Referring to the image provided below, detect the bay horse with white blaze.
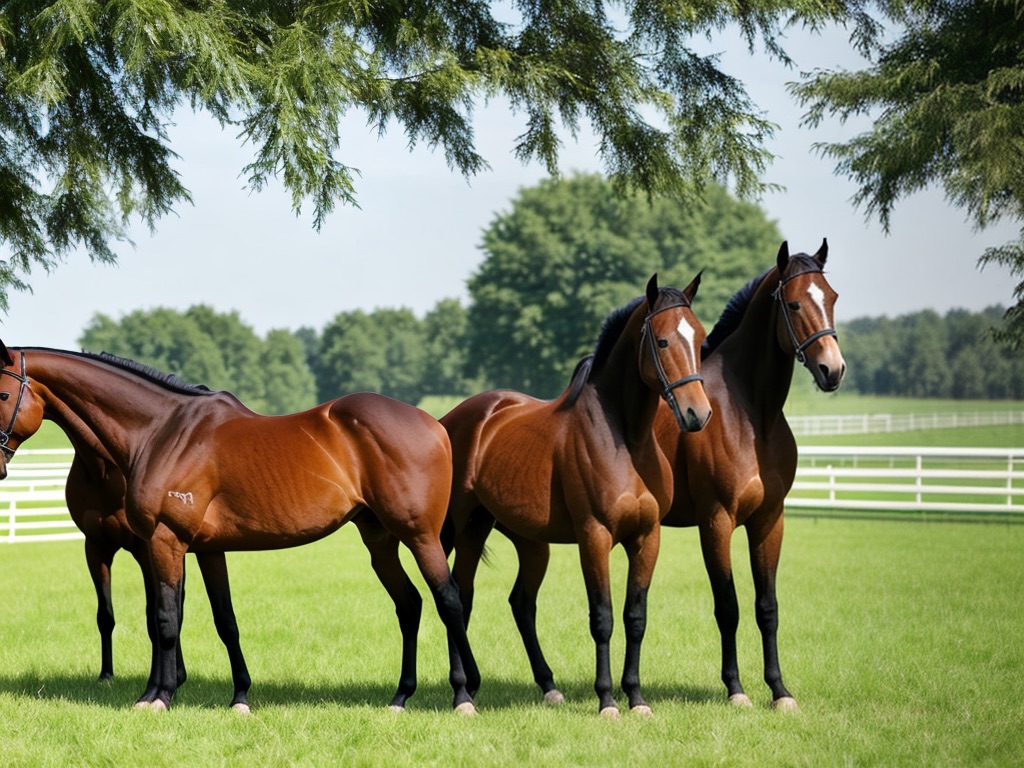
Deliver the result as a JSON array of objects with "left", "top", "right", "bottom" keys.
[
  {"left": 0, "top": 343, "right": 479, "bottom": 713},
  {"left": 655, "top": 239, "right": 845, "bottom": 710},
  {"left": 442, "top": 274, "right": 712, "bottom": 716}
]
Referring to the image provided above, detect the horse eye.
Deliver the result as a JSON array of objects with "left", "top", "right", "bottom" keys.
[
  {"left": 657, "top": 338, "right": 670, "bottom": 348},
  {"left": 0, "top": 392, "right": 9, "bottom": 401},
  {"left": 788, "top": 301, "right": 801, "bottom": 311}
]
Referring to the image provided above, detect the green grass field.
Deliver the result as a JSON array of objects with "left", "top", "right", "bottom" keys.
[
  {"left": 1, "top": 519, "right": 1022, "bottom": 766},
  {"left": 2, "top": 394, "right": 1023, "bottom": 764}
]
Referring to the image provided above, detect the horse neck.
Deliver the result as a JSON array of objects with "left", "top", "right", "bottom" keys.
[
  {"left": 28, "top": 351, "right": 183, "bottom": 467},
  {"left": 588, "top": 312, "right": 660, "bottom": 447},
  {"left": 718, "top": 275, "right": 795, "bottom": 418}
]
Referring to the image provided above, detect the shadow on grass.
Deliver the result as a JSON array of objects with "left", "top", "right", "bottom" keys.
[{"left": 0, "top": 670, "right": 723, "bottom": 713}]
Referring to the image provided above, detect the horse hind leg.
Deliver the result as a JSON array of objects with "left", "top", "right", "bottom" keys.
[
  {"left": 195, "top": 552, "right": 252, "bottom": 712},
  {"left": 404, "top": 533, "right": 480, "bottom": 714},
  {"left": 353, "top": 512, "right": 423, "bottom": 710},
  {"left": 502, "top": 529, "right": 563, "bottom": 704}
]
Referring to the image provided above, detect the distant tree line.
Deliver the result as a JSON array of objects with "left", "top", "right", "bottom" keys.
[
  {"left": 838, "top": 306, "right": 1024, "bottom": 399},
  {"left": 77, "top": 175, "right": 1023, "bottom": 411}
]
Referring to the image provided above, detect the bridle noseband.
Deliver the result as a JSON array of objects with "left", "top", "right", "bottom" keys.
[
  {"left": 0, "top": 352, "right": 29, "bottom": 461},
  {"left": 773, "top": 268, "right": 838, "bottom": 366},
  {"left": 642, "top": 302, "right": 703, "bottom": 430}
]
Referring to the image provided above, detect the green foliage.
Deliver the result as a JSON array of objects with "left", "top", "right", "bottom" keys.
[
  {"left": 838, "top": 304, "right": 1024, "bottom": 398},
  {"left": 0, "top": 0, "right": 847, "bottom": 307},
  {"left": 78, "top": 305, "right": 317, "bottom": 414},
  {"left": 466, "top": 172, "right": 781, "bottom": 396},
  {"left": 790, "top": 0, "right": 1024, "bottom": 346}
]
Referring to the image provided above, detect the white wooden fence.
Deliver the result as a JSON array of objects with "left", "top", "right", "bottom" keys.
[
  {"left": 2, "top": 445, "right": 1023, "bottom": 542},
  {"left": 0, "top": 449, "right": 79, "bottom": 543},
  {"left": 788, "top": 410, "right": 1024, "bottom": 436},
  {"left": 790, "top": 446, "right": 1024, "bottom": 515}
]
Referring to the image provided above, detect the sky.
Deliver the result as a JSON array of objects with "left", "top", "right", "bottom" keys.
[{"left": 2, "top": 25, "right": 1020, "bottom": 353}]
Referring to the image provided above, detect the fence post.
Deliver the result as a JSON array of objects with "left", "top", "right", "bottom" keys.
[
  {"left": 916, "top": 454, "right": 923, "bottom": 505},
  {"left": 7, "top": 499, "right": 15, "bottom": 542}
]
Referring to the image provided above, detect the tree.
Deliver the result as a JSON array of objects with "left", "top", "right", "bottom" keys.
[
  {"left": 316, "top": 307, "right": 426, "bottom": 404},
  {"left": 790, "top": 0, "right": 1024, "bottom": 347},
  {"left": 466, "top": 172, "right": 782, "bottom": 396},
  {"left": 79, "top": 307, "right": 231, "bottom": 390},
  {"left": 185, "top": 305, "right": 268, "bottom": 411},
  {"left": 260, "top": 328, "right": 318, "bottom": 414},
  {"left": 0, "top": 0, "right": 844, "bottom": 308},
  {"left": 421, "top": 298, "right": 476, "bottom": 397}
]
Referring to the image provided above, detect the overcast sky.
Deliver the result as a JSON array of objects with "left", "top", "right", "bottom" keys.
[{"left": 2, "top": 25, "right": 1019, "bottom": 352}]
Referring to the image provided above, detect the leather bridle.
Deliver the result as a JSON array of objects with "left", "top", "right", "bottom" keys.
[
  {"left": 0, "top": 351, "right": 29, "bottom": 461},
  {"left": 642, "top": 302, "right": 703, "bottom": 430}
]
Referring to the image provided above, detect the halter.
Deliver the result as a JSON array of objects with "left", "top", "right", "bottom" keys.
[
  {"left": 773, "top": 267, "right": 838, "bottom": 366},
  {"left": 0, "top": 351, "right": 29, "bottom": 461},
  {"left": 642, "top": 302, "right": 704, "bottom": 430}
]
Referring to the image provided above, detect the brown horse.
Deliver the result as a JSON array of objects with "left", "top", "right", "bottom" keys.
[
  {"left": 65, "top": 443, "right": 251, "bottom": 710},
  {"left": 655, "top": 239, "right": 845, "bottom": 710},
  {"left": 442, "top": 275, "right": 712, "bottom": 716},
  {"left": 0, "top": 343, "right": 479, "bottom": 712}
]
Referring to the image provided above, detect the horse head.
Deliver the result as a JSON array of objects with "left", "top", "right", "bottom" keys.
[
  {"left": 773, "top": 240, "right": 846, "bottom": 392},
  {"left": 0, "top": 341, "right": 45, "bottom": 479},
  {"left": 641, "top": 273, "right": 713, "bottom": 432}
]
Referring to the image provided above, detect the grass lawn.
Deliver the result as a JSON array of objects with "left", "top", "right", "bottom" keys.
[{"left": 1, "top": 517, "right": 1022, "bottom": 766}]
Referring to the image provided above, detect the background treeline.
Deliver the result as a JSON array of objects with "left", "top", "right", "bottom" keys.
[{"left": 78, "top": 175, "right": 1021, "bottom": 413}]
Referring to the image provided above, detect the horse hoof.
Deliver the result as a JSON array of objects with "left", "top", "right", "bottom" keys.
[
  {"left": 543, "top": 690, "right": 565, "bottom": 706},
  {"left": 729, "top": 693, "right": 754, "bottom": 708},
  {"left": 388, "top": 704, "right": 406, "bottom": 714},
  {"left": 772, "top": 696, "right": 800, "bottom": 712},
  {"left": 599, "top": 706, "right": 621, "bottom": 719},
  {"left": 133, "top": 699, "right": 167, "bottom": 712},
  {"left": 454, "top": 701, "right": 477, "bottom": 716},
  {"left": 631, "top": 704, "right": 654, "bottom": 717},
  {"left": 231, "top": 703, "right": 251, "bottom": 715}
]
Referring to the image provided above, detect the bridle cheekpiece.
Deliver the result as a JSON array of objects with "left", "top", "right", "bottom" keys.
[
  {"left": 642, "top": 299, "right": 703, "bottom": 431},
  {"left": 0, "top": 351, "right": 29, "bottom": 461}
]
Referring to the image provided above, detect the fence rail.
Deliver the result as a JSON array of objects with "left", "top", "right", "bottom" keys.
[
  {"left": 3, "top": 445, "right": 1024, "bottom": 542},
  {"left": 1, "top": 449, "right": 79, "bottom": 542},
  {"left": 790, "top": 446, "right": 1024, "bottom": 515},
  {"left": 788, "top": 410, "right": 1024, "bottom": 436}
]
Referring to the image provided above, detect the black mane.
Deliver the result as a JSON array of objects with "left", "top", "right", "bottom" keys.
[
  {"left": 20, "top": 347, "right": 213, "bottom": 396},
  {"left": 701, "top": 254, "right": 823, "bottom": 358},
  {"left": 701, "top": 269, "right": 772, "bottom": 358},
  {"left": 561, "top": 286, "right": 688, "bottom": 407}
]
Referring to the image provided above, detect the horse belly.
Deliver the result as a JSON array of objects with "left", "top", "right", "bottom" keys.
[{"left": 192, "top": 485, "right": 357, "bottom": 551}]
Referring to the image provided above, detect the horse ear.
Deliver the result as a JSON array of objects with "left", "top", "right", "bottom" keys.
[
  {"left": 814, "top": 237, "right": 828, "bottom": 265},
  {"left": 683, "top": 271, "right": 702, "bottom": 304},
  {"left": 776, "top": 241, "right": 790, "bottom": 274},
  {"left": 0, "top": 340, "right": 11, "bottom": 367},
  {"left": 646, "top": 273, "right": 659, "bottom": 308}
]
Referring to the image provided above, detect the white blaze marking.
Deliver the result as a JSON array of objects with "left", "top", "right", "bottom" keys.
[
  {"left": 676, "top": 316, "right": 697, "bottom": 362},
  {"left": 807, "top": 283, "right": 830, "bottom": 325}
]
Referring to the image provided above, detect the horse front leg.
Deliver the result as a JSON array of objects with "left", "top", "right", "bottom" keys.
[
  {"left": 83, "top": 537, "right": 116, "bottom": 680},
  {"left": 620, "top": 524, "right": 661, "bottom": 715},
  {"left": 577, "top": 529, "right": 617, "bottom": 717},
  {"left": 501, "top": 529, "right": 563, "bottom": 704},
  {"left": 747, "top": 509, "right": 798, "bottom": 711},
  {"left": 195, "top": 552, "right": 252, "bottom": 712},
  {"left": 699, "top": 518, "right": 748, "bottom": 706},
  {"left": 353, "top": 512, "right": 423, "bottom": 710},
  {"left": 135, "top": 527, "right": 189, "bottom": 711}
]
